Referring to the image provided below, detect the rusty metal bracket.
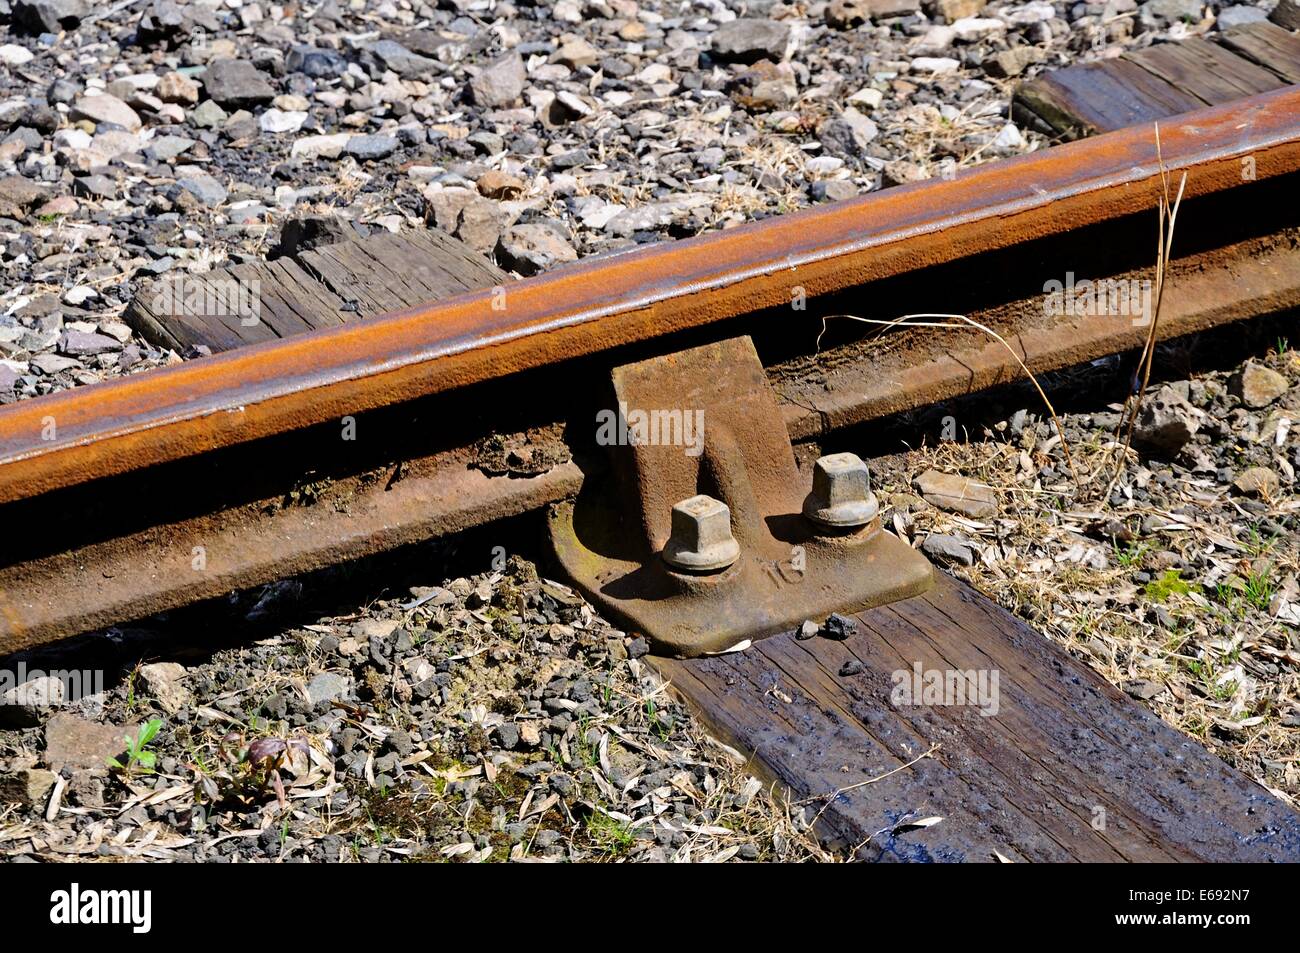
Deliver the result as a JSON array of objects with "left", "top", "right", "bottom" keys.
[{"left": 549, "top": 336, "right": 933, "bottom": 657}]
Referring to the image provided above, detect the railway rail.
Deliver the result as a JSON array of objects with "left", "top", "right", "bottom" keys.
[
  {"left": 0, "top": 86, "right": 1297, "bottom": 651},
  {"left": 2, "top": 87, "right": 1300, "bottom": 507},
  {"left": 1, "top": 87, "right": 1299, "bottom": 861}
]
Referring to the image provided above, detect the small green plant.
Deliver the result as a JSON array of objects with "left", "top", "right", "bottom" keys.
[
  {"left": 574, "top": 715, "right": 600, "bottom": 768},
  {"left": 193, "top": 752, "right": 212, "bottom": 775},
  {"left": 1242, "top": 524, "right": 1280, "bottom": 558},
  {"left": 587, "top": 812, "right": 635, "bottom": 856},
  {"left": 1113, "top": 540, "right": 1149, "bottom": 569},
  {"left": 1067, "top": 611, "right": 1098, "bottom": 638},
  {"left": 1144, "top": 570, "right": 1198, "bottom": 603},
  {"left": 107, "top": 718, "right": 164, "bottom": 775},
  {"left": 1213, "top": 679, "right": 1239, "bottom": 702},
  {"left": 1242, "top": 567, "right": 1275, "bottom": 612},
  {"left": 1213, "top": 567, "right": 1274, "bottom": 616},
  {"left": 644, "top": 699, "right": 670, "bottom": 741}
]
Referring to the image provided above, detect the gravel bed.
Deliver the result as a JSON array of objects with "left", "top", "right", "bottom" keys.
[
  {"left": 1, "top": 556, "right": 829, "bottom": 862},
  {"left": 1, "top": 0, "right": 1277, "bottom": 398}
]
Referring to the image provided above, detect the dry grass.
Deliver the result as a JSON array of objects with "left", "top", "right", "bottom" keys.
[{"left": 1110, "top": 123, "right": 1189, "bottom": 485}]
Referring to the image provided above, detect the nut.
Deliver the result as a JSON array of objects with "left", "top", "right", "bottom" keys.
[
  {"left": 802, "top": 452, "right": 879, "bottom": 528},
  {"left": 661, "top": 494, "right": 740, "bottom": 571}
]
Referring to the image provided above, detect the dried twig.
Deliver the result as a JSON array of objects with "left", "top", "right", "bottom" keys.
[
  {"left": 1107, "top": 123, "right": 1188, "bottom": 491},
  {"left": 817, "top": 313, "right": 1078, "bottom": 478},
  {"left": 795, "top": 743, "right": 941, "bottom": 833}
]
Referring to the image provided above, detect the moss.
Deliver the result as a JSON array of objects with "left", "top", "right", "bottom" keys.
[
  {"left": 1143, "top": 570, "right": 1200, "bottom": 603},
  {"left": 358, "top": 786, "right": 437, "bottom": 854},
  {"left": 485, "top": 606, "right": 523, "bottom": 641},
  {"left": 360, "top": 668, "right": 389, "bottom": 708}
]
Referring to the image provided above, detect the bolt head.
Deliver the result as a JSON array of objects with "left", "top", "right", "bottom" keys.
[
  {"left": 662, "top": 494, "right": 740, "bottom": 571},
  {"left": 803, "top": 452, "right": 879, "bottom": 528}
]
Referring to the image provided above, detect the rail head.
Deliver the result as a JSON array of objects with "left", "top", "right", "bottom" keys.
[{"left": 1, "top": 85, "right": 1298, "bottom": 505}]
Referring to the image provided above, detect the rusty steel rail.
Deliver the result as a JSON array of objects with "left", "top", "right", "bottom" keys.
[
  {"left": 0, "top": 87, "right": 1298, "bottom": 506},
  {"left": 0, "top": 88, "right": 1298, "bottom": 654}
]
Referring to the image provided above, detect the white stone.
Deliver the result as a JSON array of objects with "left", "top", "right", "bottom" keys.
[
  {"left": 53, "top": 129, "right": 93, "bottom": 150},
  {"left": 98, "top": 321, "right": 134, "bottom": 343},
  {"left": 125, "top": 92, "right": 164, "bottom": 115},
  {"left": 70, "top": 94, "right": 143, "bottom": 133},
  {"left": 0, "top": 45, "right": 34, "bottom": 67},
  {"left": 156, "top": 103, "right": 186, "bottom": 124},
  {"left": 838, "top": 106, "right": 879, "bottom": 148},
  {"left": 952, "top": 16, "right": 1007, "bottom": 40},
  {"left": 911, "top": 56, "right": 962, "bottom": 74},
  {"left": 992, "top": 122, "right": 1025, "bottom": 149},
  {"left": 805, "top": 156, "right": 845, "bottom": 175},
  {"left": 555, "top": 90, "right": 593, "bottom": 116},
  {"left": 138, "top": 662, "right": 192, "bottom": 714},
  {"left": 0, "top": 675, "right": 65, "bottom": 726},
  {"left": 912, "top": 25, "right": 956, "bottom": 55},
  {"left": 0, "top": 99, "right": 28, "bottom": 126},
  {"left": 554, "top": 0, "right": 583, "bottom": 21},
  {"left": 290, "top": 132, "right": 352, "bottom": 159},
  {"left": 91, "top": 130, "right": 142, "bottom": 157},
  {"left": 998, "top": 1, "right": 1056, "bottom": 24},
  {"left": 1217, "top": 4, "right": 1267, "bottom": 27},
  {"left": 637, "top": 63, "right": 673, "bottom": 84},
  {"left": 273, "top": 94, "right": 310, "bottom": 111},
  {"left": 259, "top": 109, "right": 308, "bottom": 134},
  {"left": 576, "top": 198, "right": 626, "bottom": 230},
  {"left": 116, "top": 72, "right": 160, "bottom": 91},
  {"left": 847, "top": 87, "right": 884, "bottom": 110}
]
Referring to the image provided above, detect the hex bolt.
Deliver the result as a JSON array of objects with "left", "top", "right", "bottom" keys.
[
  {"left": 662, "top": 494, "right": 741, "bottom": 571},
  {"left": 802, "top": 452, "right": 879, "bottom": 529}
]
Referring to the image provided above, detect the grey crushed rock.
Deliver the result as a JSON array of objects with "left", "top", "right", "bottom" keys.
[
  {"left": 175, "top": 169, "right": 228, "bottom": 207},
  {"left": 922, "top": 532, "right": 978, "bottom": 565},
  {"left": 496, "top": 223, "right": 578, "bottom": 276},
  {"left": 3, "top": 0, "right": 1250, "bottom": 406},
  {"left": 469, "top": 52, "right": 527, "bottom": 108},
  {"left": 58, "top": 330, "right": 121, "bottom": 355},
  {"left": 201, "top": 59, "right": 276, "bottom": 109},
  {"left": 0, "top": 560, "right": 827, "bottom": 862},
  {"left": 1132, "top": 385, "right": 1200, "bottom": 456},
  {"left": 11, "top": 0, "right": 89, "bottom": 35},
  {"left": 914, "top": 468, "right": 998, "bottom": 518},
  {"left": 1234, "top": 362, "right": 1289, "bottom": 408},
  {"left": 710, "top": 19, "right": 791, "bottom": 65},
  {"left": 345, "top": 134, "right": 400, "bottom": 161}
]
